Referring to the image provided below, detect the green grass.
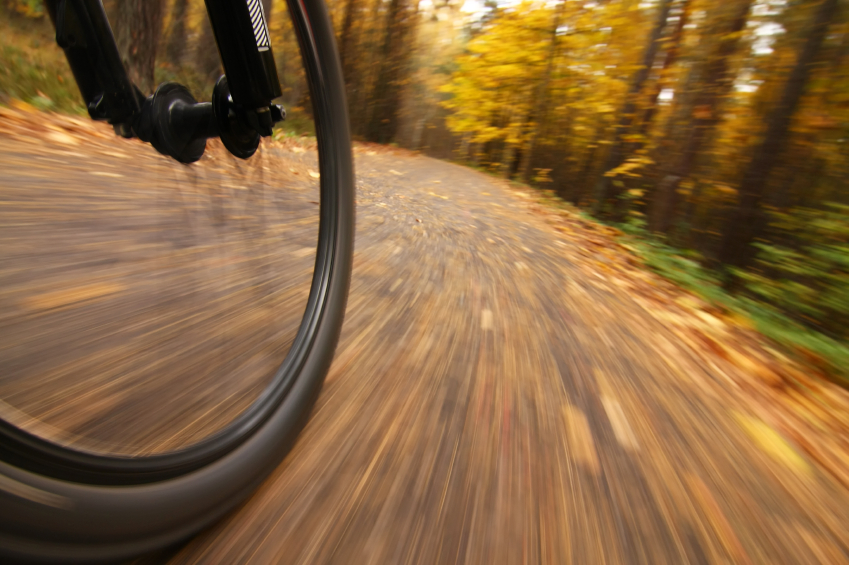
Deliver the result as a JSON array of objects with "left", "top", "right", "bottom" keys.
[
  {"left": 0, "top": 17, "right": 85, "bottom": 114},
  {"left": 528, "top": 187, "right": 849, "bottom": 385},
  {"left": 273, "top": 106, "right": 316, "bottom": 138},
  {"left": 623, "top": 231, "right": 849, "bottom": 383}
]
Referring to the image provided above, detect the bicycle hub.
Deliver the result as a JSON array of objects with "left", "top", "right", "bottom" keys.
[{"left": 132, "top": 78, "right": 284, "bottom": 164}]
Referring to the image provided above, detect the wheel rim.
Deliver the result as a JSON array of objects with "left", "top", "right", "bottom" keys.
[{"left": 0, "top": 0, "right": 352, "bottom": 487}]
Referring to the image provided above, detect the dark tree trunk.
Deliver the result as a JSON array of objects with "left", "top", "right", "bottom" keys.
[
  {"left": 637, "top": 0, "right": 690, "bottom": 135},
  {"left": 718, "top": 0, "right": 839, "bottom": 268},
  {"left": 569, "top": 129, "right": 603, "bottom": 205},
  {"left": 115, "top": 0, "right": 164, "bottom": 95},
  {"left": 339, "top": 0, "right": 362, "bottom": 120},
  {"left": 650, "top": 0, "right": 753, "bottom": 234},
  {"left": 354, "top": 0, "right": 385, "bottom": 137},
  {"left": 196, "top": 14, "right": 222, "bottom": 82},
  {"left": 339, "top": 0, "right": 360, "bottom": 78},
  {"left": 365, "top": 0, "right": 417, "bottom": 144},
  {"left": 615, "top": 0, "right": 691, "bottom": 221},
  {"left": 592, "top": 0, "right": 673, "bottom": 216},
  {"left": 164, "top": 0, "right": 190, "bottom": 67}
]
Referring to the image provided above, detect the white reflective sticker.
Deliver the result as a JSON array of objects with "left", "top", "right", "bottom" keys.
[{"left": 246, "top": 0, "right": 271, "bottom": 52}]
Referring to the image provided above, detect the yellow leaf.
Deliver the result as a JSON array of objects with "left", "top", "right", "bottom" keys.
[
  {"left": 10, "top": 99, "right": 37, "bottom": 113},
  {"left": 733, "top": 412, "right": 810, "bottom": 475}
]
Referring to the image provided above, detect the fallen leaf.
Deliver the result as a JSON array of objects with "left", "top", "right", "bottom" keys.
[
  {"left": 481, "top": 309, "right": 493, "bottom": 330},
  {"left": 734, "top": 412, "right": 810, "bottom": 475},
  {"left": 563, "top": 405, "right": 600, "bottom": 474},
  {"left": 10, "top": 99, "right": 37, "bottom": 113},
  {"left": 601, "top": 396, "right": 639, "bottom": 450},
  {"left": 46, "top": 131, "right": 76, "bottom": 145}
]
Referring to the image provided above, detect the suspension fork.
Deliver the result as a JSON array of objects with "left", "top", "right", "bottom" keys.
[{"left": 44, "top": 0, "right": 285, "bottom": 164}]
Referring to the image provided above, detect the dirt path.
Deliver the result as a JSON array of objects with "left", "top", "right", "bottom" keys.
[
  {"left": 171, "top": 152, "right": 849, "bottom": 563},
  {"left": 2, "top": 109, "right": 849, "bottom": 563}
]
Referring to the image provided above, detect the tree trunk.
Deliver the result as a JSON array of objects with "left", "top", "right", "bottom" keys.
[
  {"left": 339, "top": 0, "right": 360, "bottom": 81},
  {"left": 637, "top": 0, "right": 690, "bottom": 135},
  {"left": 115, "top": 0, "right": 164, "bottom": 94},
  {"left": 592, "top": 0, "right": 673, "bottom": 216},
  {"left": 365, "top": 0, "right": 417, "bottom": 144},
  {"left": 164, "top": 0, "right": 190, "bottom": 67},
  {"left": 519, "top": 4, "right": 564, "bottom": 184},
  {"left": 339, "top": 0, "right": 362, "bottom": 130},
  {"left": 570, "top": 129, "right": 603, "bottom": 205},
  {"left": 650, "top": 0, "right": 752, "bottom": 234},
  {"left": 502, "top": 141, "right": 517, "bottom": 179},
  {"left": 196, "top": 13, "right": 222, "bottom": 82},
  {"left": 614, "top": 0, "right": 691, "bottom": 221},
  {"left": 718, "top": 0, "right": 838, "bottom": 269},
  {"left": 354, "top": 0, "right": 385, "bottom": 137}
]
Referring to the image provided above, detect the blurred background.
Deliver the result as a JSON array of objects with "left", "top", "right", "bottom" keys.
[{"left": 3, "top": 0, "right": 846, "bottom": 379}]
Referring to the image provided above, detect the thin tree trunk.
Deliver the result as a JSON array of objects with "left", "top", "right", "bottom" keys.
[
  {"left": 366, "top": 0, "right": 406, "bottom": 142},
  {"left": 519, "top": 4, "right": 564, "bottom": 184},
  {"left": 650, "top": 0, "right": 753, "bottom": 234},
  {"left": 339, "top": 0, "right": 362, "bottom": 131},
  {"left": 164, "top": 0, "right": 190, "bottom": 67},
  {"left": 115, "top": 0, "right": 164, "bottom": 94},
  {"left": 592, "top": 0, "right": 673, "bottom": 216},
  {"left": 365, "top": 0, "right": 417, "bottom": 143},
  {"left": 502, "top": 142, "right": 517, "bottom": 179},
  {"left": 638, "top": 0, "right": 690, "bottom": 135},
  {"left": 339, "top": 0, "right": 360, "bottom": 80},
  {"left": 614, "top": 0, "right": 691, "bottom": 221},
  {"left": 570, "top": 129, "right": 603, "bottom": 205},
  {"left": 718, "top": 0, "right": 838, "bottom": 269},
  {"left": 459, "top": 133, "right": 470, "bottom": 161},
  {"left": 353, "top": 0, "right": 383, "bottom": 136},
  {"left": 410, "top": 107, "right": 433, "bottom": 151},
  {"left": 196, "top": 14, "right": 222, "bottom": 82}
]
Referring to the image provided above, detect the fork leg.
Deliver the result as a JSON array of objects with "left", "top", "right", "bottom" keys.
[
  {"left": 203, "top": 0, "right": 283, "bottom": 122},
  {"left": 45, "top": 0, "right": 141, "bottom": 133}
]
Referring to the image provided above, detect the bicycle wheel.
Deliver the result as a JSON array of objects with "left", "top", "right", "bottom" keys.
[{"left": 0, "top": 0, "right": 353, "bottom": 560}]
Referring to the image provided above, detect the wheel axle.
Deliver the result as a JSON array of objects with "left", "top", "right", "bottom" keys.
[{"left": 132, "top": 76, "right": 285, "bottom": 164}]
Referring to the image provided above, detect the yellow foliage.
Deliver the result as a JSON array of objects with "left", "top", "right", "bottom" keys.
[{"left": 441, "top": 2, "right": 557, "bottom": 147}]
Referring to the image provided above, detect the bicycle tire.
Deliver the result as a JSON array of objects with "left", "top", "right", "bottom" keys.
[{"left": 0, "top": 0, "right": 353, "bottom": 560}]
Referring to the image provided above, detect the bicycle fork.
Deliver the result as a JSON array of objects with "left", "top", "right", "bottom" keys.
[{"left": 45, "top": 0, "right": 285, "bottom": 163}]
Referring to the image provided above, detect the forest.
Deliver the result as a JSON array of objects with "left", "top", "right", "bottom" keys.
[{"left": 2, "top": 0, "right": 848, "bottom": 377}]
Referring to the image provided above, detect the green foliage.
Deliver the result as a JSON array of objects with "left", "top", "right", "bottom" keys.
[
  {"left": 735, "top": 203, "right": 849, "bottom": 341},
  {"left": 613, "top": 218, "right": 849, "bottom": 382},
  {"left": 0, "top": 37, "right": 85, "bottom": 114},
  {"left": 272, "top": 107, "right": 317, "bottom": 138}
]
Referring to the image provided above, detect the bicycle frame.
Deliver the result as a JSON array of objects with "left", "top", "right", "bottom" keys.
[{"left": 44, "top": 0, "right": 285, "bottom": 163}]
